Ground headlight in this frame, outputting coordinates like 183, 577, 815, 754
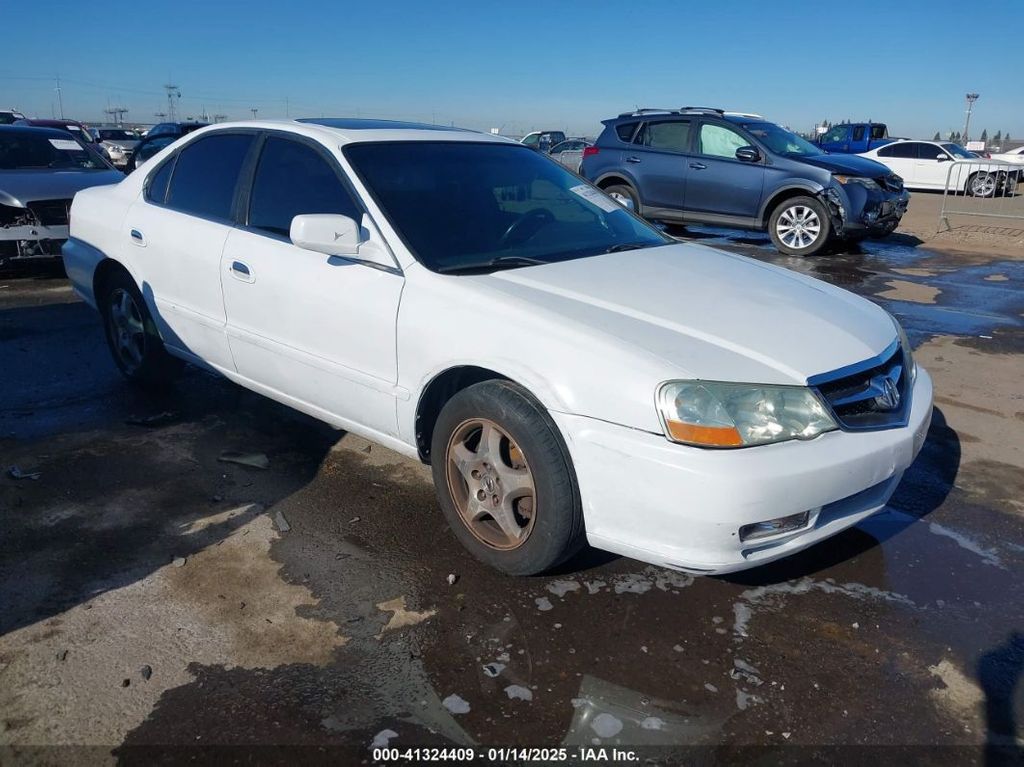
889, 313, 916, 384
833, 175, 879, 190
656, 381, 837, 448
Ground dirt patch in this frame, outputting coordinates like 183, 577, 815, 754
0, 512, 346, 746
915, 335, 1024, 473
878, 279, 940, 304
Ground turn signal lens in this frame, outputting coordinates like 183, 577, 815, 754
665, 420, 743, 447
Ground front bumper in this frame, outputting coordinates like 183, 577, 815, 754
828, 184, 910, 236
0, 224, 68, 262
551, 368, 932, 575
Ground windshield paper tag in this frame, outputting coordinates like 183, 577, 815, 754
570, 184, 622, 213
49, 139, 81, 151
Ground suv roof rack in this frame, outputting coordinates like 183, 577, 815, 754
616, 108, 681, 118
680, 106, 725, 115
724, 111, 764, 119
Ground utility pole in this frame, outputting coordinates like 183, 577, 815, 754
164, 84, 181, 121
104, 106, 129, 126
250, 107, 258, 119
213, 114, 228, 124
55, 76, 64, 119
962, 92, 979, 144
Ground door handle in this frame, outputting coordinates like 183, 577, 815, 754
689, 162, 708, 170
626, 155, 641, 163
129, 228, 146, 246
229, 260, 254, 282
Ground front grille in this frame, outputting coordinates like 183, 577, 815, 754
811, 341, 910, 430
26, 199, 72, 226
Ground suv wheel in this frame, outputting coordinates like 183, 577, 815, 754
768, 196, 831, 256
430, 380, 585, 575
603, 184, 639, 213
100, 269, 183, 386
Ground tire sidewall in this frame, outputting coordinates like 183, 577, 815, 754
99, 269, 180, 385
768, 195, 832, 256
430, 380, 583, 576
604, 183, 640, 213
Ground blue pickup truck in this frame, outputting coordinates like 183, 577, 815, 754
817, 122, 894, 154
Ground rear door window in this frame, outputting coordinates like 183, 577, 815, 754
165, 133, 255, 220
247, 136, 361, 237
879, 142, 917, 159
637, 120, 692, 152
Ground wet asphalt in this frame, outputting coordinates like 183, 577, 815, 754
0, 230, 1022, 766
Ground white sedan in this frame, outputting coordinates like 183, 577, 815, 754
63, 119, 933, 576
861, 140, 1020, 197
990, 145, 1024, 164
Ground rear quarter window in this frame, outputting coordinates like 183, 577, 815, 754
615, 122, 638, 142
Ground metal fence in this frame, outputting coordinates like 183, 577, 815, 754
939, 159, 1024, 231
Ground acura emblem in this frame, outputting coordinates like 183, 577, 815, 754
873, 376, 901, 411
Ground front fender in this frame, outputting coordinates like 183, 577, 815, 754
758, 181, 827, 223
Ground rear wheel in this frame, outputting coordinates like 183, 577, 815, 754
768, 196, 831, 256
603, 183, 640, 213
99, 269, 183, 386
430, 380, 584, 575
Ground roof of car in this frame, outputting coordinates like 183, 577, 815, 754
0, 124, 86, 139
189, 118, 514, 146
17, 118, 86, 128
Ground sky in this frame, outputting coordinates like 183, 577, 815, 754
2, 0, 1022, 141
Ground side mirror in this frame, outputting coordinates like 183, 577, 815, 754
735, 146, 761, 163
290, 213, 397, 270
936, 154, 949, 162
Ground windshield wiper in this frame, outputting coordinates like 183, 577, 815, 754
603, 241, 655, 254
436, 255, 549, 274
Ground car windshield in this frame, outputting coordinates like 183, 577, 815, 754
0, 132, 108, 170
941, 143, 978, 159
741, 121, 823, 157
344, 141, 670, 273
98, 129, 136, 141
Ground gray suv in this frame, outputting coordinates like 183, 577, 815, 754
581, 108, 909, 256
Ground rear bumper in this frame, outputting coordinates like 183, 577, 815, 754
551, 368, 933, 575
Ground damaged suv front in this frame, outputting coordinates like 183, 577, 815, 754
820, 161, 909, 240
1, 126, 122, 265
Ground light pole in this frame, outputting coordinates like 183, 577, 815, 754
962, 92, 979, 144
250, 107, 258, 120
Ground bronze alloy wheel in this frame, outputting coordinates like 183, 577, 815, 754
107, 287, 147, 375
445, 418, 536, 550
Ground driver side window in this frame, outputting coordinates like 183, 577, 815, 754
699, 123, 748, 159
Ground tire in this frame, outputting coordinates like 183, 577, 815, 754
430, 380, 585, 576
603, 183, 640, 213
768, 196, 832, 256
966, 171, 997, 198
99, 268, 183, 386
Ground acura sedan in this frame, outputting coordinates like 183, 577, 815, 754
62, 119, 933, 576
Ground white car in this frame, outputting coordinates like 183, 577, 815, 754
860, 140, 1020, 197
990, 145, 1024, 164
62, 119, 933, 576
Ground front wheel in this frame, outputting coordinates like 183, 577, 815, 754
768, 196, 832, 256
99, 269, 183, 386
967, 172, 997, 198
430, 380, 585, 576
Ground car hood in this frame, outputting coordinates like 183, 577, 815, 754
0, 169, 124, 207
483, 243, 896, 385
799, 153, 891, 177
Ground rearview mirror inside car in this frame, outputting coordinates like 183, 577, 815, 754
735, 146, 761, 163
